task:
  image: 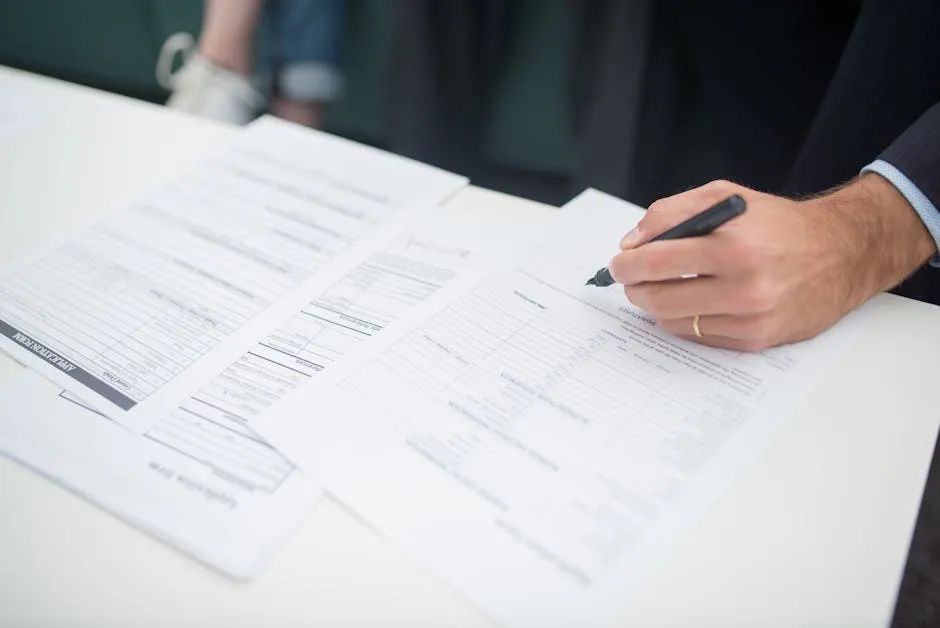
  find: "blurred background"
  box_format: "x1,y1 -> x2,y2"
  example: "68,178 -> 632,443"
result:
0,1 -> 899,214
0,0 -> 579,205
3,1 -> 903,216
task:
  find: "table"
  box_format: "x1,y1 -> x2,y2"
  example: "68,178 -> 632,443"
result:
1,65 -> 939,628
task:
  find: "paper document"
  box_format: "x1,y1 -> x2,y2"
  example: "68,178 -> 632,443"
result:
0,373 -> 319,579
0,116 -> 466,420
0,100 -> 25,141
0,195 -> 551,579
258,189 -> 868,627
0,83 -> 42,141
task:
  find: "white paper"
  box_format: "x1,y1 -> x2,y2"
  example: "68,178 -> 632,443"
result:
0,197 -> 552,579
0,372 -> 318,580
0,116 -> 466,421
0,87 -> 42,141
258,189 -> 869,628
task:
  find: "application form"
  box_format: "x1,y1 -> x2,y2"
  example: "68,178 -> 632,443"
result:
0,116 -> 466,419
258,189 -> 869,627
0,194 -> 552,579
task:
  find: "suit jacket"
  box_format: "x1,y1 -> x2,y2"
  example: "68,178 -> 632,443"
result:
782,0 -> 940,303
882,102 -> 940,223
619,0 -> 940,303
876,102 -> 940,303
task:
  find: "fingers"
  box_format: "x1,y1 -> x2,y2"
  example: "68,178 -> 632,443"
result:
620,180 -> 742,250
625,278 -> 725,319
613,179 -> 791,353
623,274 -> 777,319
660,314 -> 779,352
609,239 -> 726,285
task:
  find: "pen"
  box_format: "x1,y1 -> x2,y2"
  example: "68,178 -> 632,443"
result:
584,194 -> 747,287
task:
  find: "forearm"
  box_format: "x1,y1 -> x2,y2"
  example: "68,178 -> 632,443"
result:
863,101 -> 940,266
806,174 -> 936,304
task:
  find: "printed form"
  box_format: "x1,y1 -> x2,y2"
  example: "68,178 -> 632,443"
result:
0,115 -> 466,421
0,193 -> 550,578
258,189 -> 869,627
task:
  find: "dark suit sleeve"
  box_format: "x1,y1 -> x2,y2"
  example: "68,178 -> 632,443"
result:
879,101 -> 940,212
865,101 -> 940,303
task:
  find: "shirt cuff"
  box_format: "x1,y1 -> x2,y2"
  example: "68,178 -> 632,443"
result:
861,159 -> 940,268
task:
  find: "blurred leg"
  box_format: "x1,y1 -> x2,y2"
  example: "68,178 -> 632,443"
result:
159,0 -> 266,124
199,0 -> 265,76
266,0 -> 344,127
269,98 -> 323,127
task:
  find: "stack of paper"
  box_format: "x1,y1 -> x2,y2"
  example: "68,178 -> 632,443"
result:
0,116 -> 475,578
0,116 -> 868,625
254,190 -> 866,626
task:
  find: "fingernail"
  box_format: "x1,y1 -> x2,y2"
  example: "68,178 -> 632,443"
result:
620,228 -> 640,249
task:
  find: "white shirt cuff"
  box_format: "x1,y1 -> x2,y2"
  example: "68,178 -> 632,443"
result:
862,159 -> 940,268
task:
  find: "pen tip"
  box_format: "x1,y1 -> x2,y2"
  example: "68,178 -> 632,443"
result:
585,278 -> 596,286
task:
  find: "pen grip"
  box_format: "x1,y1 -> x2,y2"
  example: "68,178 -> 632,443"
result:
651,194 -> 746,242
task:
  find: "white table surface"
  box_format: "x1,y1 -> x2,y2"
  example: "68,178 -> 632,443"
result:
1,65 -> 939,628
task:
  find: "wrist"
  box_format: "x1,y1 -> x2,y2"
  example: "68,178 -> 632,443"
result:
804,174 -> 935,302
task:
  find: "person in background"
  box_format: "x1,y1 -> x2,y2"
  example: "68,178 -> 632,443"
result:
156,0 -> 344,127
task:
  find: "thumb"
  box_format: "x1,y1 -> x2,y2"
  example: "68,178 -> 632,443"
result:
619,180 -> 738,250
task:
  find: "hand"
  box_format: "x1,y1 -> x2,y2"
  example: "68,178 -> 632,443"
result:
608,176 -> 936,351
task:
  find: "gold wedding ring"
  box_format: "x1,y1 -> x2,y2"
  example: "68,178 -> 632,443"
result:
692,315 -> 703,338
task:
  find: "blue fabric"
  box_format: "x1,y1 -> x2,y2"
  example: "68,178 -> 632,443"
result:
263,0 -> 344,101
862,159 -> 940,267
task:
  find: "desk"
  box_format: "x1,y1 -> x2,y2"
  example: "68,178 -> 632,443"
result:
1,65 -> 939,628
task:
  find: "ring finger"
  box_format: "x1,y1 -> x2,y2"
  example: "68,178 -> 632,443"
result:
625,276 -> 752,320
659,313 -> 776,346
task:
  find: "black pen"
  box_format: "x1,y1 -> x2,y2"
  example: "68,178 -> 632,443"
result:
584,194 -> 747,287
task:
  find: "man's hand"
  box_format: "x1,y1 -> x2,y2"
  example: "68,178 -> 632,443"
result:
608,176 -> 937,351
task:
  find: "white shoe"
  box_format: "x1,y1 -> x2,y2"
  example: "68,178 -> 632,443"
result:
156,32 -> 265,126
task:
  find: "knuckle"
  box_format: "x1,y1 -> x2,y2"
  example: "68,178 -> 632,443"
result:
742,279 -> 779,313
640,249 -> 667,277
707,240 -> 735,269
734,238 -> 765,269
646,198 -> 669,216
704,179 -> 735,194
640,204 -> 672,235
